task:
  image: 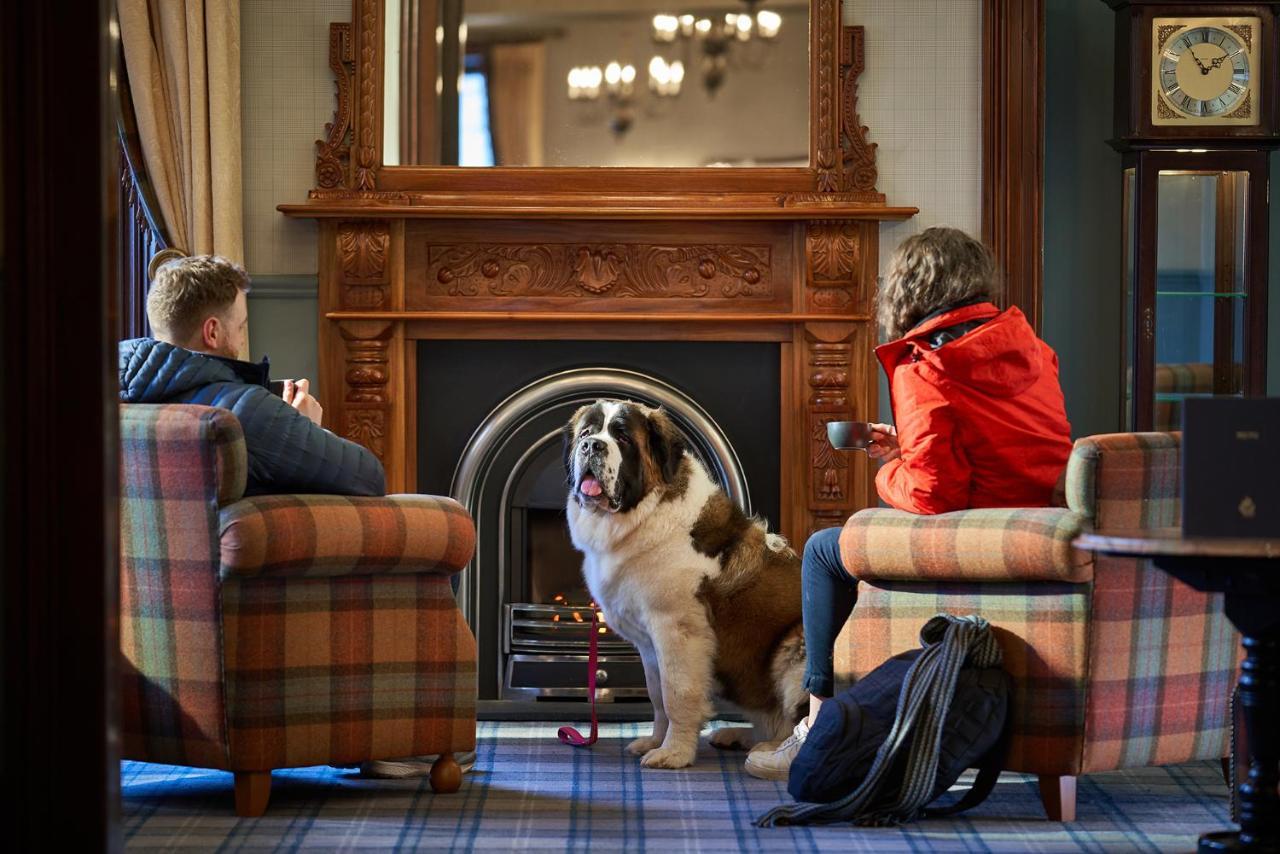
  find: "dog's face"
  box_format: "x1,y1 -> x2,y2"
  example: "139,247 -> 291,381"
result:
565,400 -> 685,514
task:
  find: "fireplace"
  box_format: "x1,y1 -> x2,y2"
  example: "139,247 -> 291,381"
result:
418,340 -> 779,703
281,1 -> 908,719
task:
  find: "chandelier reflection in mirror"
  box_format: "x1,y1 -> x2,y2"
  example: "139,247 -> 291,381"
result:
566,55 -> 685,136
567,61 -> 642,135
652,1 -> 782,95
564,1 -> 777,136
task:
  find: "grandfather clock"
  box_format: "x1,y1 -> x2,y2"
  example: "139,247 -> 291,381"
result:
1106,1 -> 1278,431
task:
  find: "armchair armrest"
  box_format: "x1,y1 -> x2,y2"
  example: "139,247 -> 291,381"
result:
838,507 -> 1092,583
219,494 -> 476,580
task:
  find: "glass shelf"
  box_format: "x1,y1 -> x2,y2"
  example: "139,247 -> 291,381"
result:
1156,291 -> 1247,298
1155,392 -> 1242,403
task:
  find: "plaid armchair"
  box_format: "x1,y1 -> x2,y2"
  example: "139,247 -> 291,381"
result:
835,432 -> 1237,821
119,404 -> 478,816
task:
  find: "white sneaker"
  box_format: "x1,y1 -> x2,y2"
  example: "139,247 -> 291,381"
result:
360,750 -> 476,779
744,719 -> 809,781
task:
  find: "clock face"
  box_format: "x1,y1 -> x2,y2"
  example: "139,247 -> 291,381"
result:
1159,27 -> 1249,116
1152,18 -> 1261,127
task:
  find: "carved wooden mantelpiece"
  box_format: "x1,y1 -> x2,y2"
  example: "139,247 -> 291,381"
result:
423,243 -> 772,300
281,0 -> 915,546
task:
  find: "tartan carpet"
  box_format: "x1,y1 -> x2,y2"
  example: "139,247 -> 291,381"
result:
122,721 -> 1230,852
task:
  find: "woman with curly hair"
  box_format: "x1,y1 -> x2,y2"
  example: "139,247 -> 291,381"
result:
746,226 -> 1072,781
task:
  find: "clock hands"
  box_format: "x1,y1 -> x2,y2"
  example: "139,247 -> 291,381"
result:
1187,46 -> 1212,75
1209,50 -> 1240,70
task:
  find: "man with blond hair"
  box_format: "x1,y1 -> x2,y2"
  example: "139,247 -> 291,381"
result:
119,254 -> 384,496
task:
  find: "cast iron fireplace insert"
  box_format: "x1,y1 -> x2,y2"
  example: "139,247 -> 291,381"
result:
418,339 -> 780,714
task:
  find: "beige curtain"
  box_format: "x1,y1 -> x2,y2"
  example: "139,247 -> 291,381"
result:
119,0 -> 243,262
488,43 -> 546,167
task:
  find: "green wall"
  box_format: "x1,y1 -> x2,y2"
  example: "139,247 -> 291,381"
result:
246,276 -> 319,387
1043,0 -> 1124,438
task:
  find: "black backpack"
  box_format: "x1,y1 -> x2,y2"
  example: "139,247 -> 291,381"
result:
756,614 -> 1011,828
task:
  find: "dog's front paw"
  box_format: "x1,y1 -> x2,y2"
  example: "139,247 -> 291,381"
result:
709,726 -> 754,751
626,735 -> 663,756
640,744 -> 696,769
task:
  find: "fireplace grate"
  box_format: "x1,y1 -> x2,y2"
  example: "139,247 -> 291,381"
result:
505,603 -> 635,654
503,603 -> 648,700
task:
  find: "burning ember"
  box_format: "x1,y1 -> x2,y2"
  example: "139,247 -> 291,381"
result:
547,593 -> 612,634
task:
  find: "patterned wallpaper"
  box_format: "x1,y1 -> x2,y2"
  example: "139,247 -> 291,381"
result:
845,0 -> 983,273
241,0 -> 350,275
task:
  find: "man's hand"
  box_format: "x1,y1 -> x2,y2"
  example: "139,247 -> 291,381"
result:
282,378 -> 323,427
866,422 -> 901,463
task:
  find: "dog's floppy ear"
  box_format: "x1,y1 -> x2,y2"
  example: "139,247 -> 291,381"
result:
563,405 -> 589,481
646,407 -> 685,484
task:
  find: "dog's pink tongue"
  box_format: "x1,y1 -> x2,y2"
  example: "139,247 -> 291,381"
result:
580,476 -> 603,497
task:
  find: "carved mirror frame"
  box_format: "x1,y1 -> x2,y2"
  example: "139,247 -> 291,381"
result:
312,0 -> 892,206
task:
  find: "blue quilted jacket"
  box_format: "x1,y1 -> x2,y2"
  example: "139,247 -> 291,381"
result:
119,338 -> 386,496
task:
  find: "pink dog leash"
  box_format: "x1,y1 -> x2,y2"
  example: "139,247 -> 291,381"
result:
557,611 -> 600,747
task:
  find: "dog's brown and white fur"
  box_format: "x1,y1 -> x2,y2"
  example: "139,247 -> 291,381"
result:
564,400 -> 807,769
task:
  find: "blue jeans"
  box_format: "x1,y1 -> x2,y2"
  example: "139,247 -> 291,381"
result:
801,526 -> 858,698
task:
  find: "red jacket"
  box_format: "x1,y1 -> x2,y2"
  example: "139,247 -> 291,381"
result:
874,302 -> 1072,514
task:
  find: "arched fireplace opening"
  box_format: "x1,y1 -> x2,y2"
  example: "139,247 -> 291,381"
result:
417,339 -> 780,707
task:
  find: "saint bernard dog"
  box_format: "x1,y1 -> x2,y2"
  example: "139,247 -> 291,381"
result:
564,399 -> 807,769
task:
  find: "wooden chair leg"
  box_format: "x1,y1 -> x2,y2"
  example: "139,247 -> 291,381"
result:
429,753 -> 462,794
1038,775 -> 1077,822
234,771 -> 272,817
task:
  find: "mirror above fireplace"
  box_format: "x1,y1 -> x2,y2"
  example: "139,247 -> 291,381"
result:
383,0 -> 810,167
297,0 -> 916,203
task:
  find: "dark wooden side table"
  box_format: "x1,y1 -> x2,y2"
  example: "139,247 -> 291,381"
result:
1075,530 -> 1280,853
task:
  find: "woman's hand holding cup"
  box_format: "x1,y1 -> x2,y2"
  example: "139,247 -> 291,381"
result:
866,423 -> 900,462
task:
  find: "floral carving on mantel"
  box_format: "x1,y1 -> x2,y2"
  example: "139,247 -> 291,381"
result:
812,417 -> 849,501
424,243 -> 773,299
573,247 -> 625,293
806,221 -> 860,311
339,222 -> 388,282
344,410 -> 385,459
338,221 -> 389,309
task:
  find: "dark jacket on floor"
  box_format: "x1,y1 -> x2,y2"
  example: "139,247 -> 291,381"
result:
119,338 -> 386,497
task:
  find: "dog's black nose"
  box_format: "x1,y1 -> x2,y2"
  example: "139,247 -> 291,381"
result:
580,437 -> 605,456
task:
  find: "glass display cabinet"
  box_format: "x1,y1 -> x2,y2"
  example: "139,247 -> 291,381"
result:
1120,150 -> 1270,431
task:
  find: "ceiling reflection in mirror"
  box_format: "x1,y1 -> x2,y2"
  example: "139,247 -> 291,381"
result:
383,0 -> 810,167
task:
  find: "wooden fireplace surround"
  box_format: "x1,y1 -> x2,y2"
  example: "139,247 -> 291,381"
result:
279,0 -> 918,544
